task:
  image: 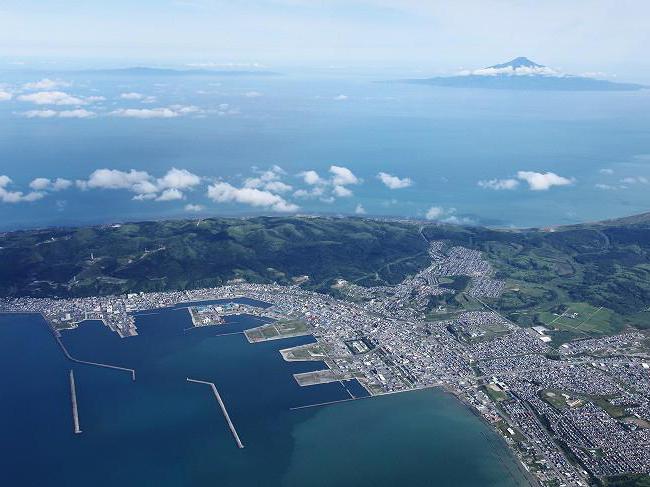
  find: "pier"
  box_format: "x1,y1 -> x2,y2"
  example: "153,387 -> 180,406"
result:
290,383 -> 443,410
43,318 -> 136,381
290,396 -> 360,410
186,378 -> 244,449
69,369 -> 82,434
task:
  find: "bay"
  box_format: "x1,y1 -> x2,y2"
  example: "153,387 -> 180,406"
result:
0,303 -> 528,486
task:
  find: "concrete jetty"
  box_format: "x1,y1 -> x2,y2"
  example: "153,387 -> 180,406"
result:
290,396 -> 360,410
186,378 -> 244,449
69,369 -> 82,434
43,318 -> 136,381
290,383 -> 443,410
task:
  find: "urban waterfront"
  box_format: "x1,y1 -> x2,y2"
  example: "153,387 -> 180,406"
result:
0,305 -> 527,487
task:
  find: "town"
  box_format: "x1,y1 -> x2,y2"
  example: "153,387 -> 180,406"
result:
1,240 -> 649,487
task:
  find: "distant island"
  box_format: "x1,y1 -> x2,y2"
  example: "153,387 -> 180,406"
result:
404,57 -> 647,91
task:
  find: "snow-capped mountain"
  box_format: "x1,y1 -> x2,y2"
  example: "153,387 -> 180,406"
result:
406,57 -> 646,91
463,57 -> 559,77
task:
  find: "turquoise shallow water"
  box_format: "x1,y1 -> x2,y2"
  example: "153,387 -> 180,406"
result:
0,303 -> 528,487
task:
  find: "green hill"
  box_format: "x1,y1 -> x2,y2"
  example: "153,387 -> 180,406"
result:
2,214 -> 650,335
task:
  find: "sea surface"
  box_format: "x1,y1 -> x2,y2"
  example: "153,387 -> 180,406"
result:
0,302 -> 529,487
1,69 -> 650,230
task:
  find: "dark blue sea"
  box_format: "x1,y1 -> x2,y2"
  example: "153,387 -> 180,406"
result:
1,70 -> 649,229
0,303 -> 529,487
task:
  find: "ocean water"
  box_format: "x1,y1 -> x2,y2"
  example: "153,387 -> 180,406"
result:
0,304 -> 529,487
1,70 -> 650,230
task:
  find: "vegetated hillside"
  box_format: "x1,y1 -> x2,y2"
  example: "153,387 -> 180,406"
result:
2,214 -> 650,334
0,217 -> 430,298
422,218 -> 650,332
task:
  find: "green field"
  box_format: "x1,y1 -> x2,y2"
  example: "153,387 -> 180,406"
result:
245,319 -> 311,343
483,384 -> 508,402
537,302 -> 624,337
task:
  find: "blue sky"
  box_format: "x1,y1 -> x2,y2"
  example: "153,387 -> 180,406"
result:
1,0 -> 650,78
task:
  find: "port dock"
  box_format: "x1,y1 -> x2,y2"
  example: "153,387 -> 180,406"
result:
43,317 -> 136,381
69,369 -> 82,434
186,378 -> 244,449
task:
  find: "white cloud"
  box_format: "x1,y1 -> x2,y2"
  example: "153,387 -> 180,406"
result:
53,178 -> 72,190
29,177 -> 72,191
478,178 -> 520,190
424,206 -> 473,225
244,166 -> 281,187
157,167 -> 201,190
333,185 -> 353,197
263,181 -> 293,193
110,107 -> 178,119
595,183 -> 618,190
425,206 -> 445,220
132,193 -> 157,201
17,91 -> 86,106
170,104 -> 202,115
131,180 -> 159,195
0,91 -> 12,101
244,91 -> 263,98
329,165 -> 359,186
22,78 -> 70,91
333,94 -> 348,100
355,203 -> 366,215
59,109 -> 95,119
207,182 -> 298,212
441,215 -> 476,225
77,167 -> 201,202
516,171 -> 574,191
22,110 -> 58,118
0,175 -> 45,203
110,105 -> 202,118
377,172 -> 412,189
298,170 -> 325,186
461,66 -> 559,77
478,171 -> 573,191
295,166 -> 360,201
156,188 -> 185,201
119,92 -> 145,100
293,187 -> 325,199
29,178 -> 53,191
243,166 -> 291,193
599,168 -> 614,175
185,203 -> 204,212
215,103 -> 240,116
82,169 -> 152,191
620,176 -> 648,184
22,108 -> 96,119
52,178 -> 73,190
581,72 -> 609,79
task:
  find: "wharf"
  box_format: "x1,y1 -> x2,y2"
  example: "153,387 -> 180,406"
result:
69,369 -> 82,434
187,378 -> 244,449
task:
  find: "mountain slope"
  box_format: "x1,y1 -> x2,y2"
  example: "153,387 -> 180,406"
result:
405,57 -> 647,91
2,214 -> 650,335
